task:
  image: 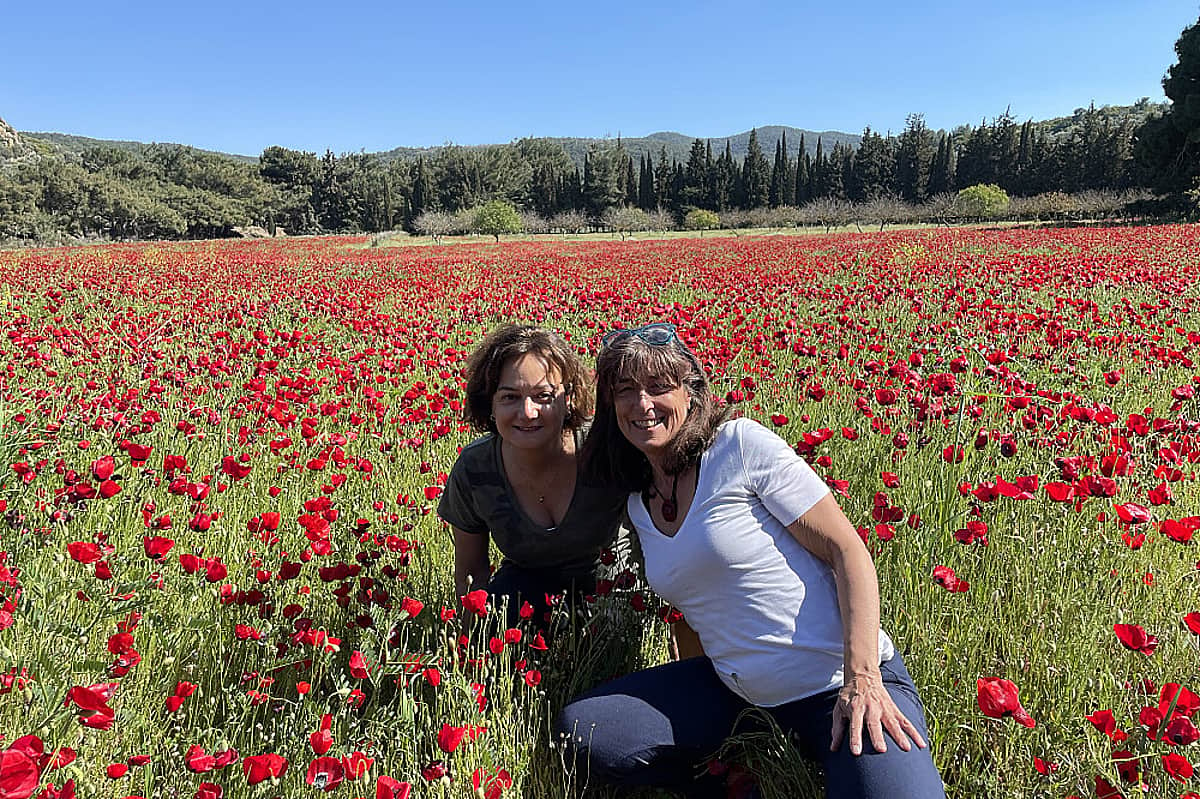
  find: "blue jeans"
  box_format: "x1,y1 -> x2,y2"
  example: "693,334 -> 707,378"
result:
555,652 -> 945,799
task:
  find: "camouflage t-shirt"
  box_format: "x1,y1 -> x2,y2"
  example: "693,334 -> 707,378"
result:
437,432 -> 626,580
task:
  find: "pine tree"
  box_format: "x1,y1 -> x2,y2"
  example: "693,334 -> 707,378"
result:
849,127 -> 895,202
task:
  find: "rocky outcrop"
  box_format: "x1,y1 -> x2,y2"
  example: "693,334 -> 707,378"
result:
0,117 -> 35,160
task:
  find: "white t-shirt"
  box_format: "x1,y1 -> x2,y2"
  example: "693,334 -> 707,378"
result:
630,417 -> 895,707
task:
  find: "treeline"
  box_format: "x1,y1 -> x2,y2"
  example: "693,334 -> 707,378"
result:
0,102 -> 1185,244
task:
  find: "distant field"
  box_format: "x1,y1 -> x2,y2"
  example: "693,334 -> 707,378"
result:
1,226 -> 1198,798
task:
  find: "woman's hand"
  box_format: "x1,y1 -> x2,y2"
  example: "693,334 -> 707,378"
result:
830,671 -> 927,756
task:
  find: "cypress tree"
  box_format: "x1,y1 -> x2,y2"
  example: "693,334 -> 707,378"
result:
895,114 -> 935,202
794,135 -> 809,204
624,155 -> 638,206
410,157 -> 433,221
742,128 -> 770,208
655,146 -> 672,210
638,154 -> 655,209
810,137 -> 825,198
683,138 -> 709,208
769,137 -> 785,207
781,130 -> 795,206
928,134 -> 954,197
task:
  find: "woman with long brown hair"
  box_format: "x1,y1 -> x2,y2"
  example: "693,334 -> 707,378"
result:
558,323 -> 944,798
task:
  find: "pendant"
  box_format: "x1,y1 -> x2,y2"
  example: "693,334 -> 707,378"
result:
661,499 -> 677,522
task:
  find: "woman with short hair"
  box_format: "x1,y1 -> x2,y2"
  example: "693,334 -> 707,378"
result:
438,324 -> 626,627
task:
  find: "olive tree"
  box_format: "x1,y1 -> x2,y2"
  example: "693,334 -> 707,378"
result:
473,200 -> 522,241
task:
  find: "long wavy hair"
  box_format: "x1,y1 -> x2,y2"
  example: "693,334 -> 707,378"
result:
463,324 -> 593,435
583,331 -> 730,492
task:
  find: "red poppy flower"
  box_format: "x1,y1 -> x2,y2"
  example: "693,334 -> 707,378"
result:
1165,715 -> 1200,746
977,677 -> 1036,727
305,756 -> 345,792
310,714 -> 333,755
1045,482 -> 1074,502
471,766 -> 513,799
342,751 -> 374,779
67,683 -> 117,715
460,590 -> 488,617
375,775 -> 411,799
1093,775 -> 1123,799
186,746 -> 217,773
242,753 -> 287,785
142,536 -> 174,561
1085,710 -> 1128,742
91,455 -> 116,480
1162,752 -> 1194,781
1113,503 -> 1151,525
66,542 -> 101,564
1112,624 -> 1158,655
437,724 -> 468,753
400,597 -> 424,618
1162,518 -> 1196,543
348,650 -> 371,679
194,782 -> 222,799
0,735 -> 43,799
420,761 -> 447,782
932,565 -> 969,592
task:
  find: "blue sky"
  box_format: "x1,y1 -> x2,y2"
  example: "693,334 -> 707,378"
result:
4,0 -> 1197,156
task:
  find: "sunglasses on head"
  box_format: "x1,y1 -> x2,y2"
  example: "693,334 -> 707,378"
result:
600,323 -> 679,350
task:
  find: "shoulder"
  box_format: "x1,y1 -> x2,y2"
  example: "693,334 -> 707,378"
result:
448,435 -> 500,478
715,417 -> 778,450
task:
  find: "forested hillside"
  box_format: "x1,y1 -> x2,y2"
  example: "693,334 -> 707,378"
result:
0,94 -> 1190,243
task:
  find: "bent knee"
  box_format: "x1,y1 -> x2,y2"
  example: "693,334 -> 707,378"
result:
555,704 -> 661,783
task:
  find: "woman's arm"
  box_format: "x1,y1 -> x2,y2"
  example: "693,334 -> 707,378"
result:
452,526 -> 492,598
787,494 -> 926,756
670,616 -> 705,660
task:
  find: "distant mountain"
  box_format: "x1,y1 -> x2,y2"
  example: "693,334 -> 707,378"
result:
20,131 -> 258,164
376,126 -> 862,169
11,102 -> 1162,170
1035,99 -> 1167,138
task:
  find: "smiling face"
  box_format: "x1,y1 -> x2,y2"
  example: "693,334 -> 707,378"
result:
612,372 -> 691,459
491,353 -> 568,451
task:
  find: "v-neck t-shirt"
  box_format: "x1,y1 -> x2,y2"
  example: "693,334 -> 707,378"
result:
438,430 -> 627,580
628,417 -> 895,707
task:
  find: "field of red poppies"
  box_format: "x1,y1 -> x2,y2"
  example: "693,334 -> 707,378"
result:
0,226 -> 1197,799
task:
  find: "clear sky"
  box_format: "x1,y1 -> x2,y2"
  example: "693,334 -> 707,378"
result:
4,0 -> 1197,156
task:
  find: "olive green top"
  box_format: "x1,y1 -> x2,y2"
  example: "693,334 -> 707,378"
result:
437,430 -> 627,580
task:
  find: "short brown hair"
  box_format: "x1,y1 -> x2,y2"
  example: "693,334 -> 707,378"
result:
583,330 -> 729,491
463,324 -> 594,435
